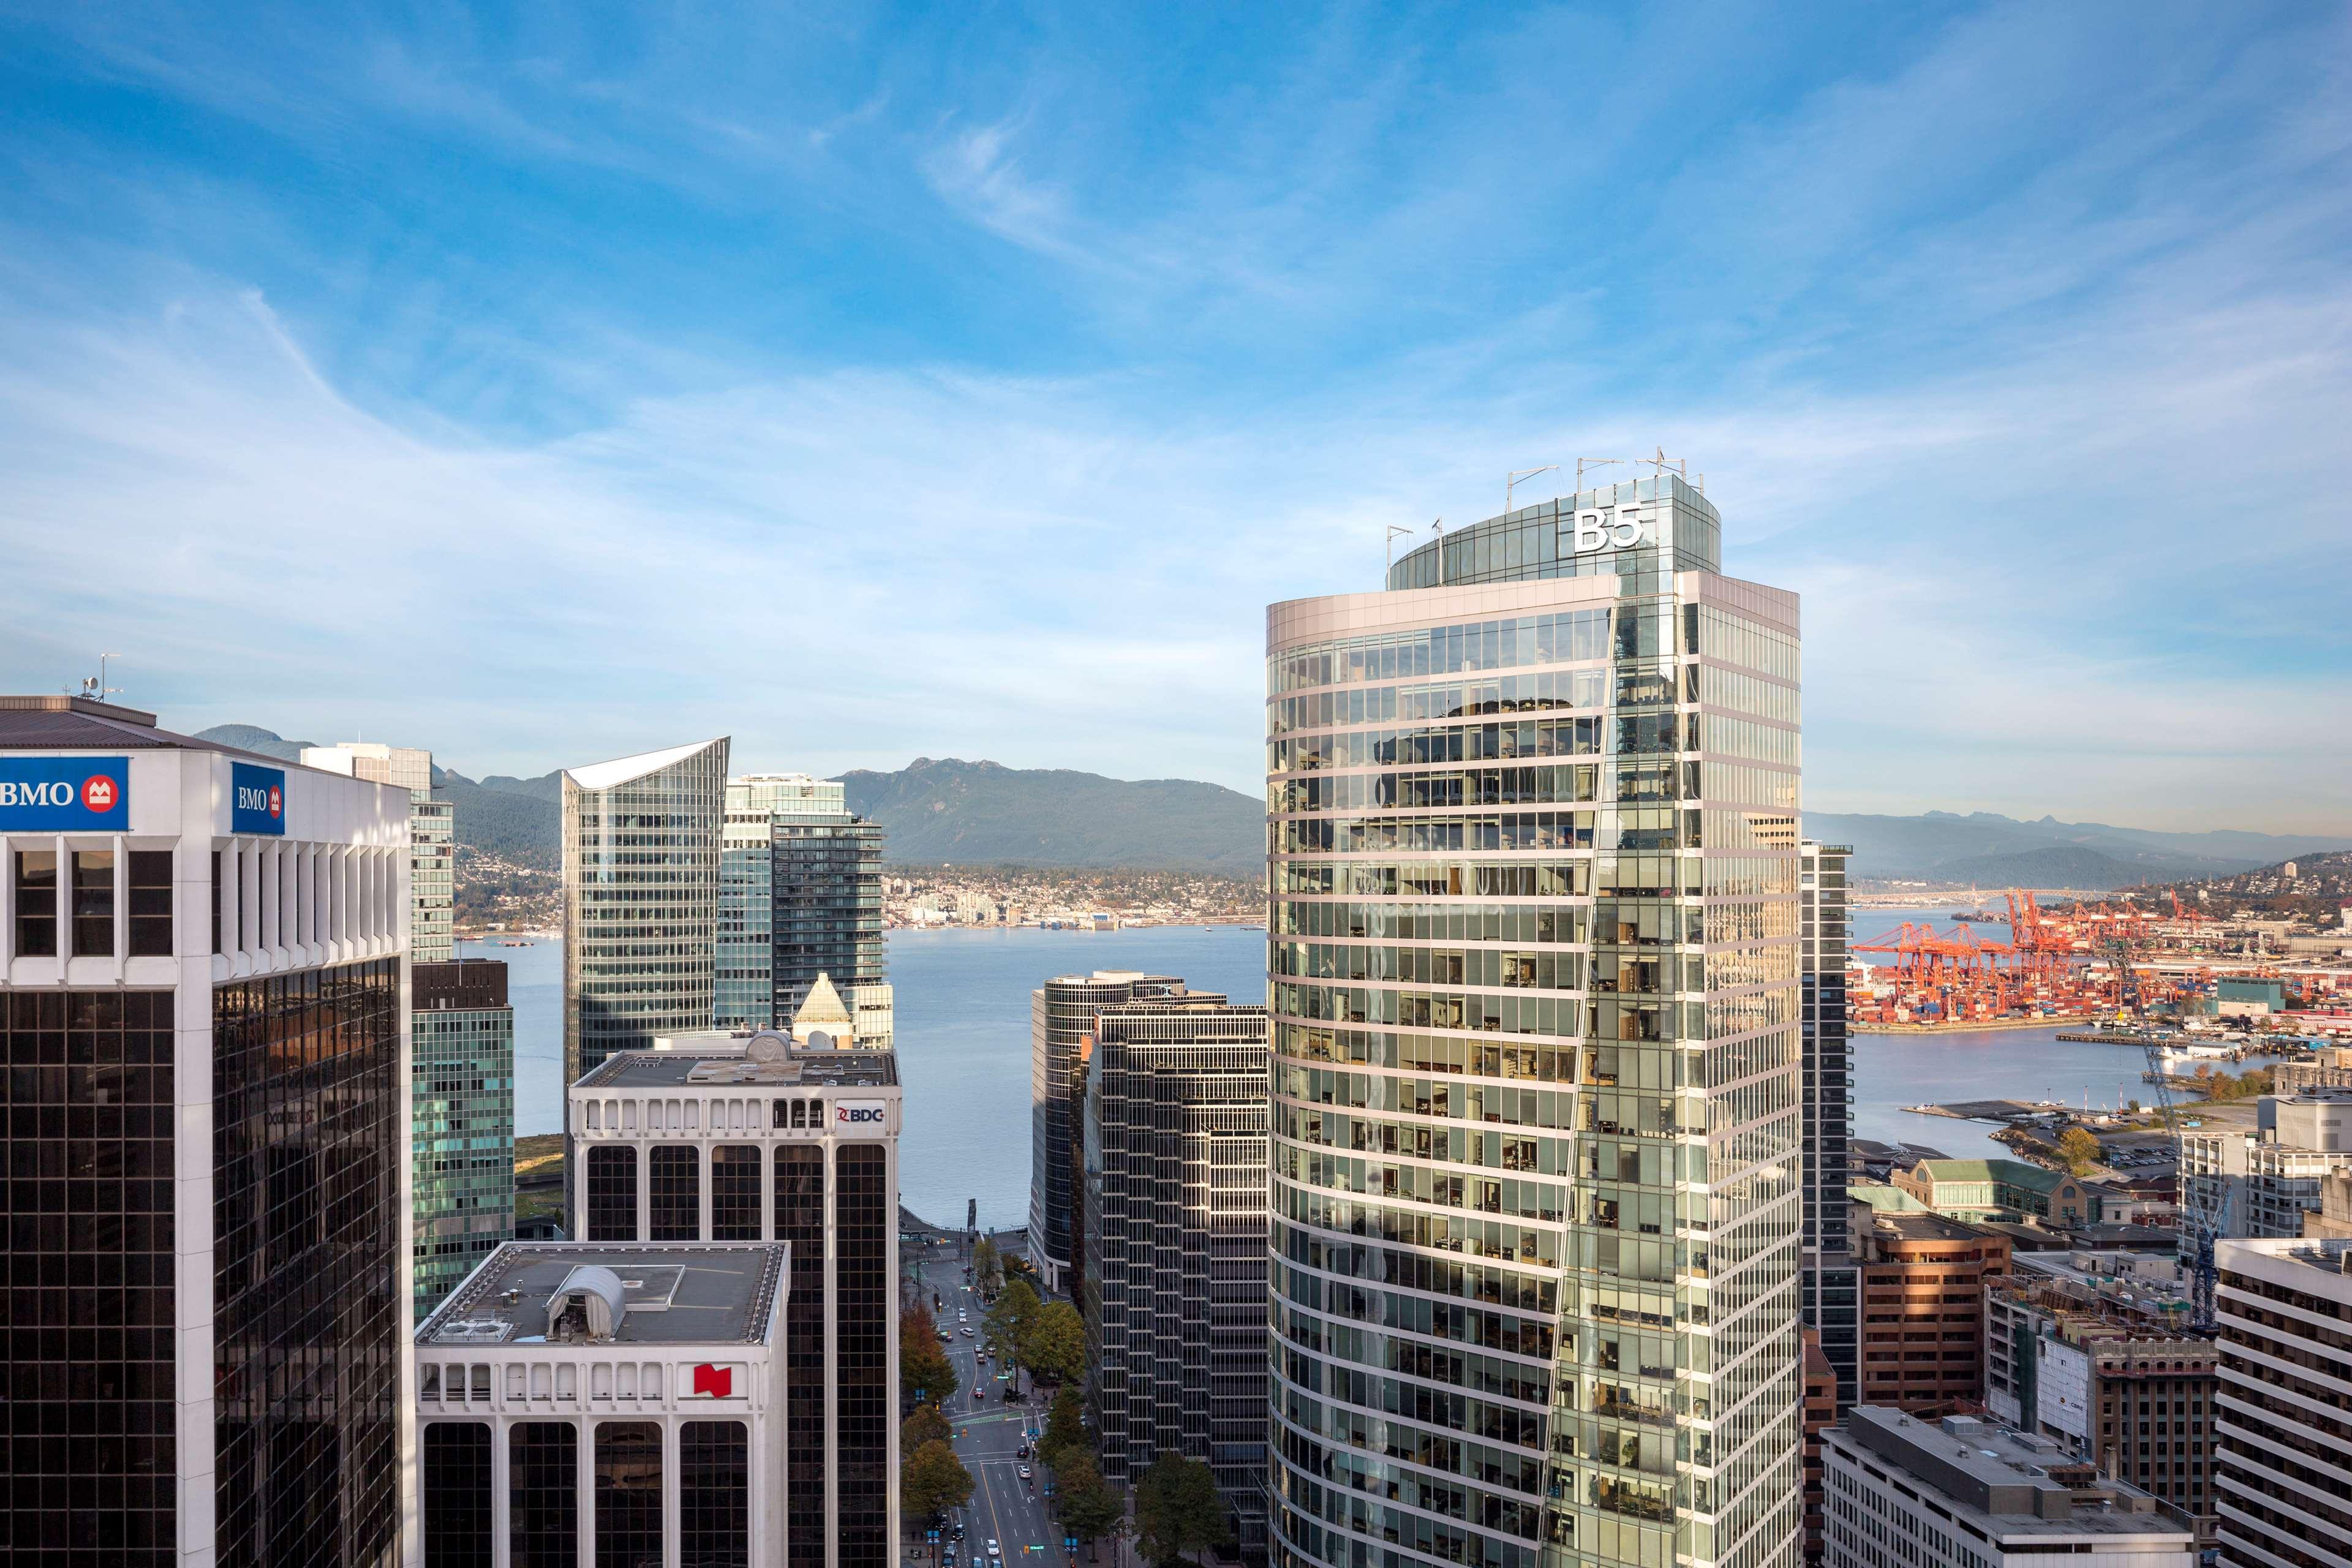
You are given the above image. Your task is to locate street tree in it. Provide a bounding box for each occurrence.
[2056,1126,2103,1175]
[984,1278,1042,1373]
[903,1402,952,1453]
[1027,1300,1086,1385]
[1052,1452,1126,1561]
[901,1439,974,1521]
[1040,1385,1088,1468]
[902,1305,959,1407]
[971,1236,1003,1294]
[1134,1450,1232,1566]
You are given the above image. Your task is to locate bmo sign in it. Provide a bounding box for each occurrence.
[1567,504,1645,555]
[0,756,130,830]
[834,1099,890,1131]
[230,761,287,837]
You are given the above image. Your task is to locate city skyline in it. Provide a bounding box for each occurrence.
[2,4,2349,829]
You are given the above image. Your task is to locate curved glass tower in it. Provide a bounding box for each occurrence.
[562,737,729,1084]
[1265,475,1804,1568]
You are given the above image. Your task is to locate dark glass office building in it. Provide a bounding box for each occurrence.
[1082,990,1273,1552]
[1028,970,1185,1297]
[1798,841,1856,1408]
[0,695,413,1568]
[769,810,885,1031]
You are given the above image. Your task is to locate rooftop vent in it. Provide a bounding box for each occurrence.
[548,1265,628,1343]
[437,1319,516,1344]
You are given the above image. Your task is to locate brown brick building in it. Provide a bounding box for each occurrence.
[1856,1211,2012,1413]
[1800,1326,1837,1564]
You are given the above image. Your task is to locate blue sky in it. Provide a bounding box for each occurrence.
[1,1,2347,828]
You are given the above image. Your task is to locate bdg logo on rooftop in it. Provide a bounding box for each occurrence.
[835,1100,888,1128]
[0,756,130,830]
[230,762,286,837]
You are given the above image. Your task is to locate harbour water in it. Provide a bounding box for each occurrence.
[470,901,2253,1233]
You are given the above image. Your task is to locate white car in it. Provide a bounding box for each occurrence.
[987,1542,1000,1559]
[1017,1465,1033,1480]
[958,1309,968,1322]
[962,1325,974,1337]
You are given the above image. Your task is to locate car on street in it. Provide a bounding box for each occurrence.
[1016,1444,1030,1459]
[962,1326,974,1336]
[987,1542,1001,1559]
[1017,1466,1032,1481]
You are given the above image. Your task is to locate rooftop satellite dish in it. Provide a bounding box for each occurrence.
[745,1030,790,1064]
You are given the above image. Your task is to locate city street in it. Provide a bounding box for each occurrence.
[909,1257,1065,1567]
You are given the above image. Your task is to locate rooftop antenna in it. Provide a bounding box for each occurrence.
[1384,524,1416,586]
[78,653,124,704]
[1505,466,1559,516]
[1646,446,1688,482]
[1574,457,1625,492]
[1430,518,1446,585]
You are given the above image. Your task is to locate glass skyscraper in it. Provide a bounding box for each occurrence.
[409,957,515,1320]
[1265,475,1804,1568]
[717,774,891,1044]
[561,737,728,1085]
[1797,840,1855,1408]
[1030,970,1185,1297]
[1082,989,1273,1551]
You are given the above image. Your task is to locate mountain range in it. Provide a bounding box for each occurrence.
[195,726,2350,886]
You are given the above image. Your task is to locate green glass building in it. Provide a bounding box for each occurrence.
[1265,473,1804,1568]
[412,957,516,1319]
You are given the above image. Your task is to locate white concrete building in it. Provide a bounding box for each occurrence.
[2181,1090,2352,1245]
[1822,1408,2194,1568]
[570,1026,901,1567]
[410,1242,788,1568]
[2212,1237,2352,1568]
[0,693,412,1568]
[303,741,451,962]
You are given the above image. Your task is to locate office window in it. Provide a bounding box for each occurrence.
[680,1420,749,1568]
[595,1422,663,1567]
[650,1145,700,1242]
[127,851,173,957]
[13,850,58,956]
[509,1423,578,1568]
[712,1145,763,1241]
[836,1142,890,1562]
[775,1144,827,1561]
[423,1423,492,1568]
[586,1146,638,1242]
[72,850,115,956]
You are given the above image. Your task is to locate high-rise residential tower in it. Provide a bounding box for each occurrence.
[561,738,728,1086]
[717,773,892,1045]
[303,741,451,962]
[409,957,516,1319]
[1798,840,1856,1407]
[1028,970,1185,1297]
[1,694,412,1567]
[1081,989,1273,1550]
[1265,475,1805,1568]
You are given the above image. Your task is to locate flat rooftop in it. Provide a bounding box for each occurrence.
[579,1046,898,1090]
[1833,1408,2188,1539]
[417,1243,786,1348]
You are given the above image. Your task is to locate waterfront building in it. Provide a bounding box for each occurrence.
[561,738,728,1085]
[0,693,411,1567]
[1265,475,1806,1568]
[1890,1158,2104,1226]
[2211,1237,2352,1568]
[1028,970,1185,1297]
[1820,1409,2194,1568]
[411,1242,788,1568]
[1800,840,1857,1408]
[303,741,451,962]
[1980,1273,2215,1544]
[1081,989,1272,1550]
[568,1026,901,1567]
[2179,1090,2352,1252]
[412,957,518,1319]
[766,779,889,1044]
[1854,1212,2011,1414]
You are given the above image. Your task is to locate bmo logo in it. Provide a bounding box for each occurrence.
[1567,505,1644,554]
[0,758,129,829]
[230,762,287,837]
[834,1100,889,1129]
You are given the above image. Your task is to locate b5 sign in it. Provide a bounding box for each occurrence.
[834,1100,889,1130]
[0,757,129,829]
[230,763,286,837]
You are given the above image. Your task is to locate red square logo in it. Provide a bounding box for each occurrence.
[692,1363,732,1397]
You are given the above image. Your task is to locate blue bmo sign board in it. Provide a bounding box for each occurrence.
[0,756,129,829]
[231,762,287,835]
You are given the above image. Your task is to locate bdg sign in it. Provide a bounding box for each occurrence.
[230,762,287,836]
[834,1099,889,1131]
[1564,503,1645,555]
[0,756,129,829]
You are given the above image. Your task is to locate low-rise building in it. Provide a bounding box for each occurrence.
[1802,1327,1838,1565]
[1822,1408,2195,1567]
[1891,1158,2104,1226]
[2212,1237,2352,1568]
[1981,1273,2215,1544]
[2180,1090,2352,1248]
[411,1242,788,1568]
[2299,1165,2352,1238]
[1856,1212,2012,1414]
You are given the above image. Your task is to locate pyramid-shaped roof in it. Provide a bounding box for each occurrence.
[793,972,854,1027]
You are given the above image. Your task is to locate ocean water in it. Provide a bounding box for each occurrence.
[467,901,2241,1231]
